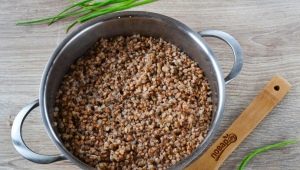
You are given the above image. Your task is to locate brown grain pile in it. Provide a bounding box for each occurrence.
[53,35,213,170]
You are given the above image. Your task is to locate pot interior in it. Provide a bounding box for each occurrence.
[42,11,224,169]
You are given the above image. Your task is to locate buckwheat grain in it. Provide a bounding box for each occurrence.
[53,35,213,170]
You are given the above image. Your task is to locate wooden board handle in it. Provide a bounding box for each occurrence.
[185,75,291,170]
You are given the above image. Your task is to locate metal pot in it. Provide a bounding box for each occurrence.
[11,11,243,169]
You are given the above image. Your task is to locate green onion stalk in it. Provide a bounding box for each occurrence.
[238,140,298,170]
[17,0,156,32]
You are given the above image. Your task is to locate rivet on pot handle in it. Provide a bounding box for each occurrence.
[11,99,66,164]
[199,30,243,84]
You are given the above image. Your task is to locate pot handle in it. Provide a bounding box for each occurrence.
[11,99,66,164]
[199,30,243,84]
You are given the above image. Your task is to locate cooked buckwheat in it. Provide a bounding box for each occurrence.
[53,35,213,170]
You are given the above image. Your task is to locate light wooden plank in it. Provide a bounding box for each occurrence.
[1,0,300,169]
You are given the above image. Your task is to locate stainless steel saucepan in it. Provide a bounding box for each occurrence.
[11,11,243,169]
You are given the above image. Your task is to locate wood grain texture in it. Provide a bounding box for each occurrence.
[1,0,300,169]
[186,76,292,170]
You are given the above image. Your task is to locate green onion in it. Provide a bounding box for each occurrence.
[16,0,156,32]
[48,0,93,25]
[238,140,298,170]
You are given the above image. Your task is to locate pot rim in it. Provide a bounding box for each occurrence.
[39,11,225,169]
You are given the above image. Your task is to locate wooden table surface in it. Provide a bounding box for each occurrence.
[1,0,300,169]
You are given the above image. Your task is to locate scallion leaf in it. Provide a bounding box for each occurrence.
[238,140,298,170]
[17,0,156,32]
